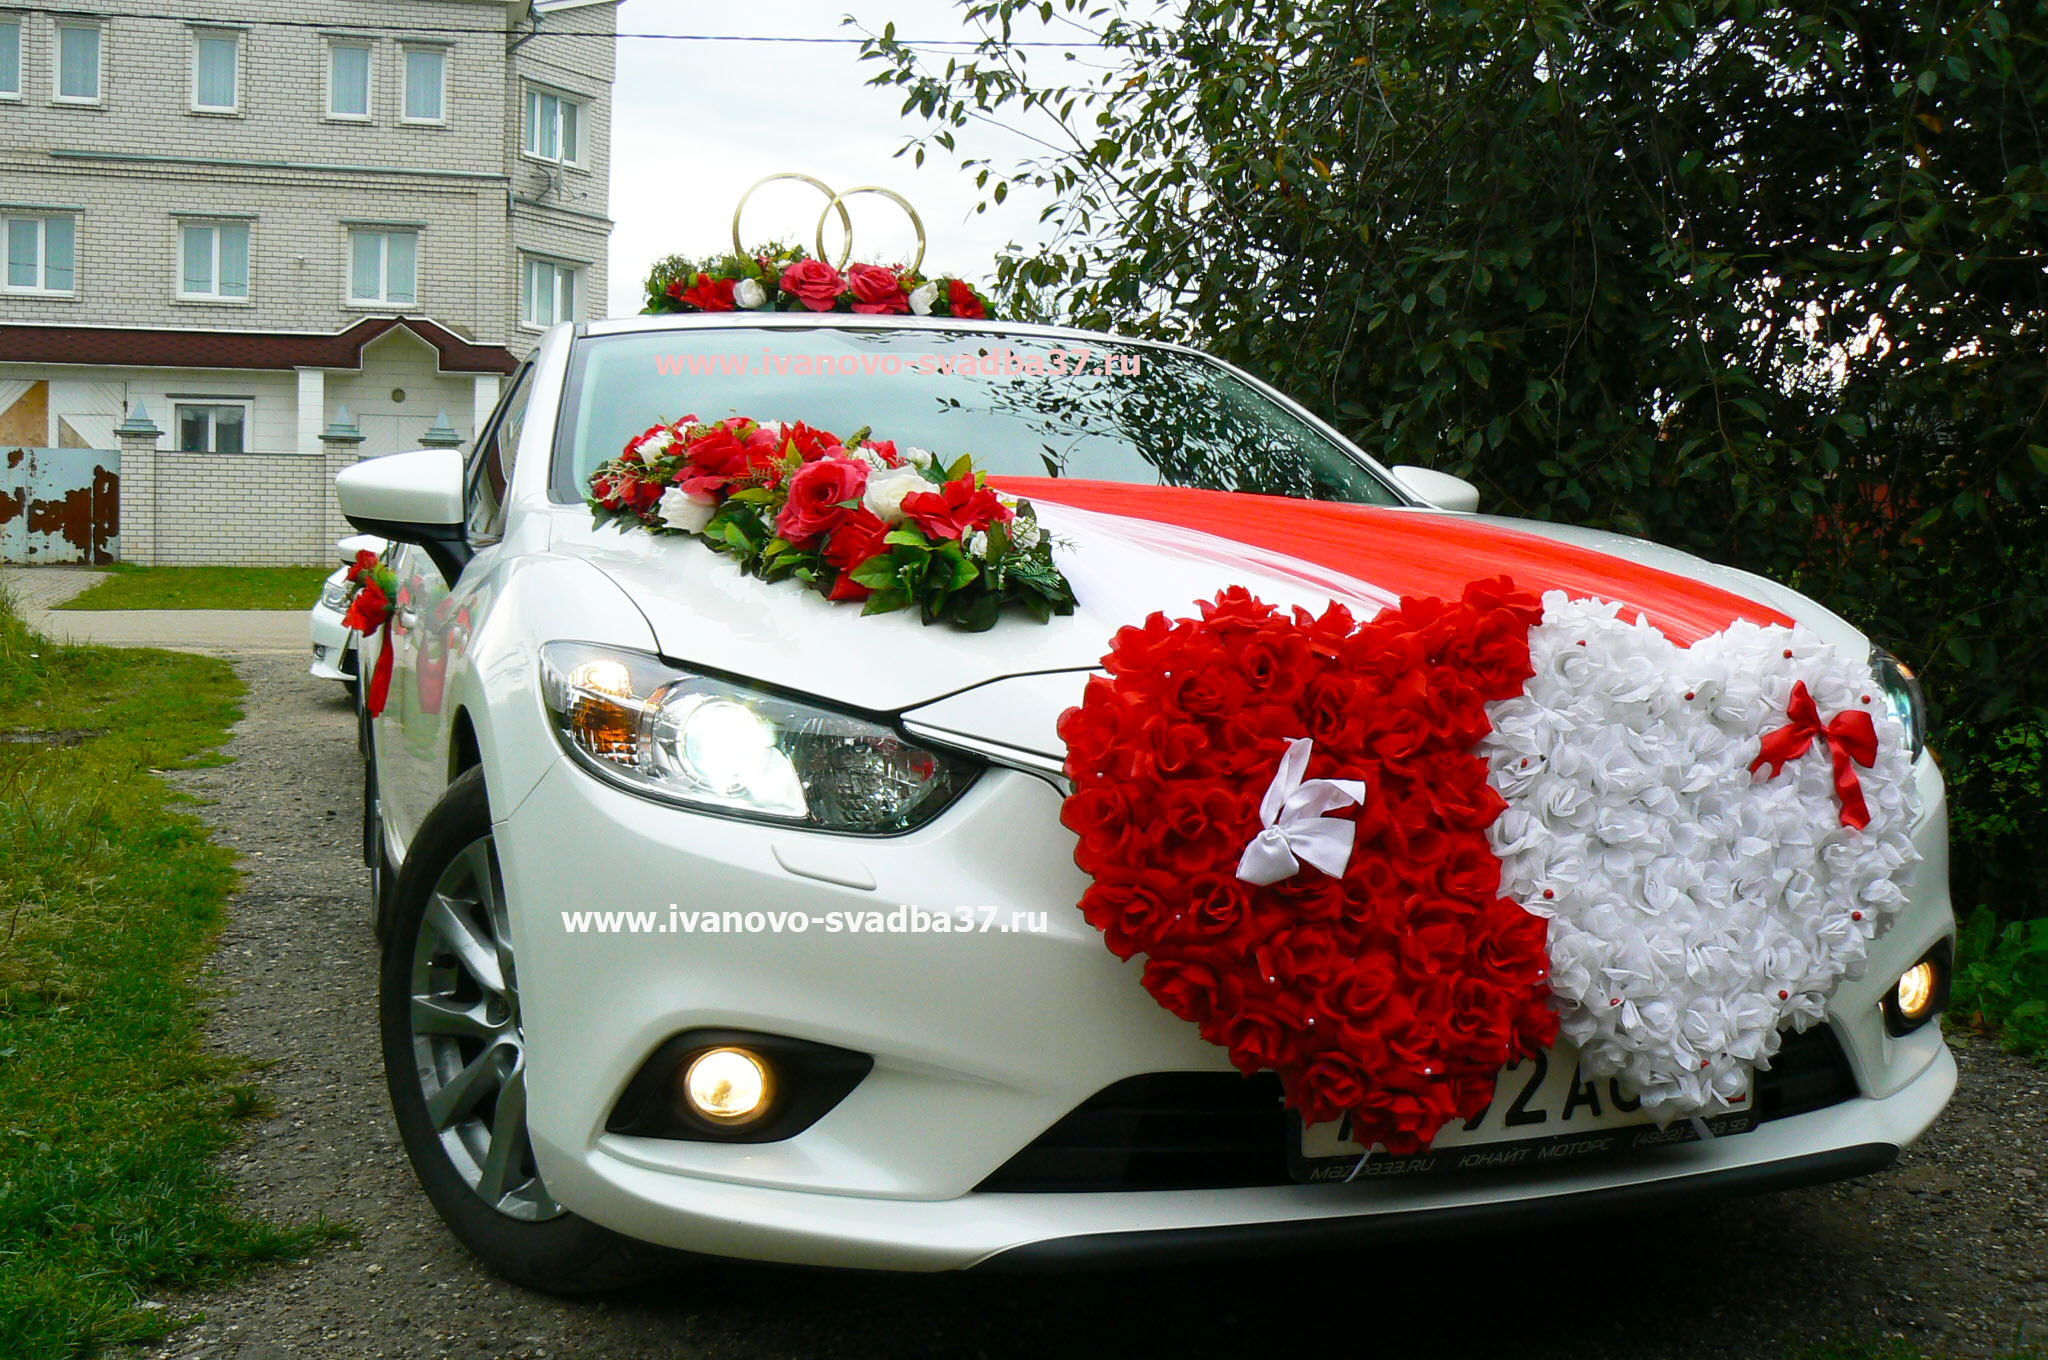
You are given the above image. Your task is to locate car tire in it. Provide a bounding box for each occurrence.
[380,767,665,1294]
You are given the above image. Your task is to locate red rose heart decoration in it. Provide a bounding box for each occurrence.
[1058,579,1561,1154]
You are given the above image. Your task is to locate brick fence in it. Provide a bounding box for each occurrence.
[116,416,359,566]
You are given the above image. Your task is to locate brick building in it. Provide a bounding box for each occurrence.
[0,0,616,564]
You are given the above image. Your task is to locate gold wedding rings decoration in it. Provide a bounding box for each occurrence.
[730,174,928,274]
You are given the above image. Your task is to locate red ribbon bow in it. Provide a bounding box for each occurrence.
[1749,681,1879,830]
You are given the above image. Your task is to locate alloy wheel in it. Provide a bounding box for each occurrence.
[407,836,563,1221]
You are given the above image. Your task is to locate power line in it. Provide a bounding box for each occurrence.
[17,5,1113,47]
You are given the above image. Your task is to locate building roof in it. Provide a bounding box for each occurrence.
[0,317,520,375]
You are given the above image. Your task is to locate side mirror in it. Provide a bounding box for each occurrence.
[336,449,472,581]
[1390,464,1482,513]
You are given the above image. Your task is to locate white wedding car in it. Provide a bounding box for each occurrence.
[341,314,1954,1290]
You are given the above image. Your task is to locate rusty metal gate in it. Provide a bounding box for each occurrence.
[0,447,119,564]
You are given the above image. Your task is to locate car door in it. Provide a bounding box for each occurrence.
[372,362,533,850]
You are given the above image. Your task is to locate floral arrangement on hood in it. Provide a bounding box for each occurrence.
[642,244,992,320]
[586,416,1075,631]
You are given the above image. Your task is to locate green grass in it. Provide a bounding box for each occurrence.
[1955,905,2048,1061]
[56,565,333,612]
[0,592,345,1357]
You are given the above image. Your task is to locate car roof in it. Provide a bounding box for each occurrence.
[575,311,1212,361]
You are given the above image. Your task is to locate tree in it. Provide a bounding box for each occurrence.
[864,0,2048,915]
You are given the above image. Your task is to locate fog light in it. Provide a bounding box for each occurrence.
[1895,962,1937,1021]
[1882,942,1951,1036]
[682,1046,772,1125]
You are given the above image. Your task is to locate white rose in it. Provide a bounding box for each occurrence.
[657,486,719,535]
[734,277,769,310]
[902,445,938,468]
[964,529,989,559]
[862,464,931,525]
[1011,516,1043,550]
[634,428,674,458]
[908,282,938,316]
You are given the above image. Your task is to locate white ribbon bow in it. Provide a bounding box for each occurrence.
[1234,737,1368,886]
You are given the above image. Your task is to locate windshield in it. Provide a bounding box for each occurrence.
[551,326,1401,506]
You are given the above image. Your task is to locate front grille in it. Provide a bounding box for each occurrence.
[978,1024,1861,1193]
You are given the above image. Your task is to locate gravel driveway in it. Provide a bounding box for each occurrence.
[136,654,2048,1360]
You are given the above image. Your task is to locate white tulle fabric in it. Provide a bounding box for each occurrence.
[1480,592,1920,1117]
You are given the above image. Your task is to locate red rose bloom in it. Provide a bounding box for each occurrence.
[775,456,869,548]
[946,278,986,319]
[899,473,1014,541]
[783,421,846,463]
[680,421,779,496]
[846,264,911,315]
[821,507,889,601]
[678,272,737,312]
[665,278,686,301]
[780,258,848,312]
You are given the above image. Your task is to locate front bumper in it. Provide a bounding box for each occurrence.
[496,750,1956,1271]
[309,605,355,683]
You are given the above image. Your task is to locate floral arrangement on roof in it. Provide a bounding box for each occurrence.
[587,415,1074,631]
[641,244,992,321]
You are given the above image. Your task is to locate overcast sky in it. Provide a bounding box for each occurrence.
[605,0,1066,316]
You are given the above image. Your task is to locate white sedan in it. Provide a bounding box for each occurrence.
[338,314,1954,1290]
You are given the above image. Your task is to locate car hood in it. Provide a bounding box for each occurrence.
[551,483,1863,759]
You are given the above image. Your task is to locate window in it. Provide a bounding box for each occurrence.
[174,403,248,454]
[466,363,532,542]
[55,23,100,103]
[401,45,445,122]
[327,40,370,118]
[521,257,577,328]
[179,221,249,300]
[524,87,581,164]
[192,30,238,112]
[0,19,21,99]
[348,228,417,305]
[4,216,76,294]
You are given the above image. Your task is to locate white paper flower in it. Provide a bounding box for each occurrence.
[656,486,718,535]
[1479,591,1920,1118]
[908,282,938,316]
[734,277,769,310]
[862,464,930,525]
[633,428,675,458]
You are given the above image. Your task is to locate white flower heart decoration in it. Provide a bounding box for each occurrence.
[1481,591,1920,1117]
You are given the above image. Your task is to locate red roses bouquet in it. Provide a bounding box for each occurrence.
[587,416,1075,630]
[643,244,992,320]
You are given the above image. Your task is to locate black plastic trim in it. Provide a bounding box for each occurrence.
[604,1028,872,1143]
[974,1141,1899,1271]
[340,514,473,584]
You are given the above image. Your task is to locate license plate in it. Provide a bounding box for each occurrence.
[1289,1046,1759,1182]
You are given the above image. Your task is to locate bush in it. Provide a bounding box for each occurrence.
[1955,906,2048,1059]
[866,0,2048,921]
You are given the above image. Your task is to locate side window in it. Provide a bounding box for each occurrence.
[466,364,533,543]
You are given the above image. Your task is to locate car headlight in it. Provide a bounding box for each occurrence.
[539,641,980,834]
[1869,645,1926,759]
[318,577,353,611]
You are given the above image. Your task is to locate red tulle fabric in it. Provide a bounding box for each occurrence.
[998,479,1791,645]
